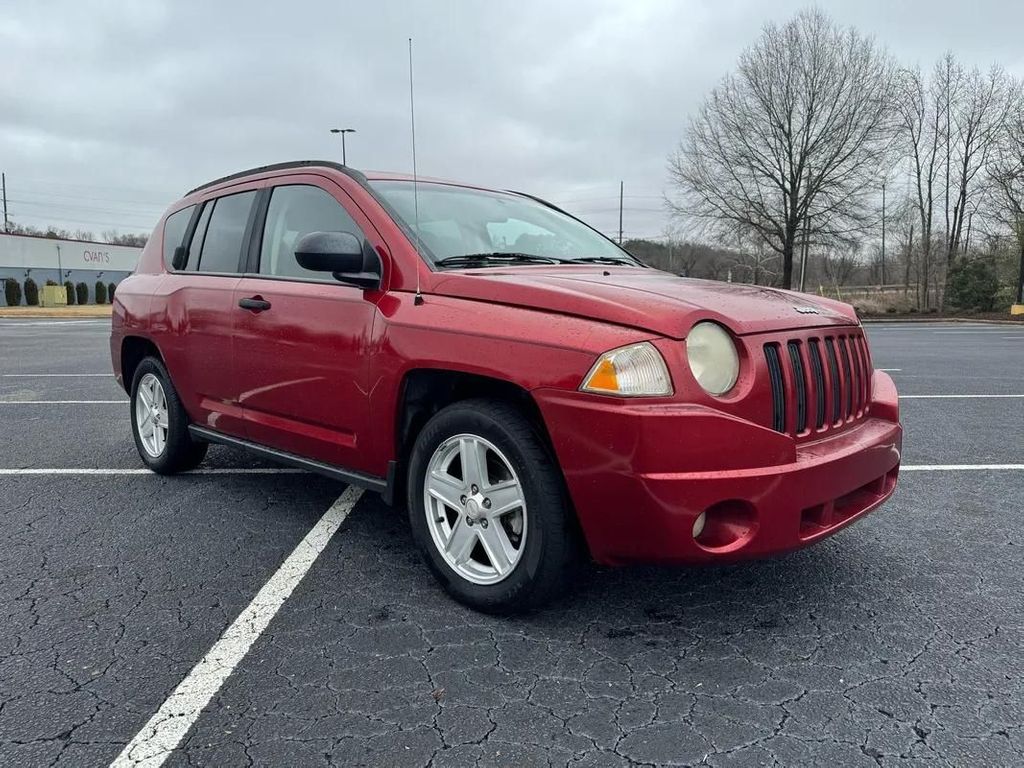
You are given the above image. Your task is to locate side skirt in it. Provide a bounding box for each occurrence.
[188,425,390,496]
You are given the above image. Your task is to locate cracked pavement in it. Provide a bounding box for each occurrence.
[0,319,1021,766]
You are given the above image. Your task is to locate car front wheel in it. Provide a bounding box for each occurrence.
[407,399,577,613]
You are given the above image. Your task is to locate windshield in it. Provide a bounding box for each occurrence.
[369,180,639,268]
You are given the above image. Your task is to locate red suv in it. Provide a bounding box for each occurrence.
[111,161,902,612]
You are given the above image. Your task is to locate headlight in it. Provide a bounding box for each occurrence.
[686,322,739,396]
[580,342,672,397]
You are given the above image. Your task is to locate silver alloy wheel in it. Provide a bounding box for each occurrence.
[135,372,169,458]
[424,433,528,585]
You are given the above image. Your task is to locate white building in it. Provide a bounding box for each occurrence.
[0,232,142,305]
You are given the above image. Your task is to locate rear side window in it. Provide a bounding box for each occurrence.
[162,206,195,268]
[259,185,365,280]
[196,191,257,273]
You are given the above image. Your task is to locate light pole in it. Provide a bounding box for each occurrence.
[329,128,356,166]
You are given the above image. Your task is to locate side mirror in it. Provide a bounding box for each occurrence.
[294,231,381,289]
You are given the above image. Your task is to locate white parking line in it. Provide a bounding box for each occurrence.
[878,368,901,372]
[0,468,306,475]
[899,394,1024,399]
[0,320,109,326]
[110,486,363,768]
[902,464,1024,471]
[932,330,1022,335]
[1,373,112,377]
[0,403,129,409]
[1,464,1019,476]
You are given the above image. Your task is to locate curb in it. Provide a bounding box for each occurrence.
[861,317,1024,325]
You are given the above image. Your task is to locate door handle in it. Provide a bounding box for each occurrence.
[238,296,271,312]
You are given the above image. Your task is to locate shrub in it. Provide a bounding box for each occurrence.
[3,278,21,306]
[45,279,58,287]
[885,306,897,314]
[75,282,89,305]
[95,281,107,305]
[64,280,75,305]
[993,284,1017,312]
[946,258,1000,311]
[108,282,116,301]
[24,278,39,306]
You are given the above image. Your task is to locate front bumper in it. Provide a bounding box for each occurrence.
[534,370,902,565]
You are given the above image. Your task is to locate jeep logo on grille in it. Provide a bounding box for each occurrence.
[793,306,820,314]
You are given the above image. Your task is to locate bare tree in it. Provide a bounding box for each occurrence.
[989,92,1024,307]
[945,63,1016,265]
[820,247,860,288]
[667,8,897,289]
[895,63,951,308]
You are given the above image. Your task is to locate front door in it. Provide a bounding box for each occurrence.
[231,181,379,473]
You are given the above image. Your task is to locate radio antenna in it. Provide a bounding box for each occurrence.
[408,37,424,306]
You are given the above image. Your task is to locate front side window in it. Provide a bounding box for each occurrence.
[197,191,257,273]
[259,185,365,280]
[369,180,639,268]
[162,205,195,268]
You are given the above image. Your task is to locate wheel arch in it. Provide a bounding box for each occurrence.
[390,368,566,511]
[120,335,163,393]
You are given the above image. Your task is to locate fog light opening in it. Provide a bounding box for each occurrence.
[691,511,706,539]
[693,499,757,552]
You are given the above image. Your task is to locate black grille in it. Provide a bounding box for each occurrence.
[808,340,826,428]
[787,341,807,433]
[824,337,841,424]
[764,343,786,433]
[765,330,870,437]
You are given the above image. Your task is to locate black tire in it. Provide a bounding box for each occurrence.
[407,398,577,613]
[129,356,208,474]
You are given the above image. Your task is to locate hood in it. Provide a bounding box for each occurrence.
[430,266,859,338]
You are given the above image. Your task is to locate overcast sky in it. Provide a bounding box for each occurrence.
[2,0,1023,242]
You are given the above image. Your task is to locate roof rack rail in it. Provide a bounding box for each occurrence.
[186,160,367,196]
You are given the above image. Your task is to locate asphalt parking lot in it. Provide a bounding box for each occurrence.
[0,318,1021,767]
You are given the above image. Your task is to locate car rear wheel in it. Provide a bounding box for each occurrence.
[407,399,577,613]
[130,357,207,474]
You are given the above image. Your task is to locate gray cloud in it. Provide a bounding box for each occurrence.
[2,0,1023,240]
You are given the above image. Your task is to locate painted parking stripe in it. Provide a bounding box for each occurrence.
[111,486,363,768]
[0,468,307,475]
[0,320,109,326]
[932,330,1024,335]
[901,464,1024,471]
[3,394,1022,405]
[1,373,112,377]
[0,399,128,404]
[0,464,1019,476]
[877,368,901,372]
[899,394,1024,399]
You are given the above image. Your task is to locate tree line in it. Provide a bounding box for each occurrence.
[3,221,148,248]
[663,7,1024,311]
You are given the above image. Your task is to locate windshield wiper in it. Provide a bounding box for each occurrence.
[567,256,644,266]
[435,252,566,268]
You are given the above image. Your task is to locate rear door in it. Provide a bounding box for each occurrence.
[157,188,259,436]
[231,178,382,473]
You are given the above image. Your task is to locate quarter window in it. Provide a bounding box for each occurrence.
[197,191,257,273]
[162,206,195,268]
[259,185,365,280]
